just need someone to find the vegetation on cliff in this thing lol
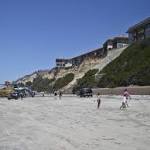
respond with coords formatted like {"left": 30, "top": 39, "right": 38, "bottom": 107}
{"left": 15, "top": 39, "right": 150, "bottom": 93}
{"left": 97, "top": 38, "right": 150, "bottom": 87}
{"left": 17, "top": 73, "right": 74, "bottom": 92}
{"left": 53, "top": 73, "right": 74, "bottom": 90}
{"left": 32, "top": 76, "right": 54, "bottom": 92}
{"left": 72, "top": 69, "right": 98, "bottom": 93}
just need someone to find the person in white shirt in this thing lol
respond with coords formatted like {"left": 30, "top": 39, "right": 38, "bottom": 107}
{"left": 120, "top": 89, "right": 131, "bottom": 109}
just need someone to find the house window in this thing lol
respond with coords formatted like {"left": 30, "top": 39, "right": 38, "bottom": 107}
{"left": 146, "top": 24, "right": 150, "bottom": 29}
{"left": 137, "top": 28, "right": 144, "bottom": 34}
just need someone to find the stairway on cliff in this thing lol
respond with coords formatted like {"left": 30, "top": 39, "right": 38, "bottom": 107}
{"left": 62, "top": 46, "right": 128, "bottom": 93}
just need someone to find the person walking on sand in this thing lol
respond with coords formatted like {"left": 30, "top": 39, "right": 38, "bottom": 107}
{"left": 120, "top": 89, "right": 131, "bottom": 109}
{"left": 20, "top": 92, "right": 23, "bottom": 100}
{"left": 123, "top": 89, "right": 131, "bottom": 107}
{"left": 54, "top": 91, "right": 57, "bottom": 100}
{"left": 97, "top": 93, "right": 101, "bottom": 109}
{"left": 120, "top": 95, "right": 127, "bottom": 109}
{"left": 59, "top": 91, "right": 62, "bottom": 100}
{"left": 54, "top": 91, "right": 57, "bottom": 96}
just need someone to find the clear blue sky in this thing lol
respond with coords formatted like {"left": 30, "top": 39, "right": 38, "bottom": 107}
{"left": 0, "top": 0, "right": 149, "bottom": 83}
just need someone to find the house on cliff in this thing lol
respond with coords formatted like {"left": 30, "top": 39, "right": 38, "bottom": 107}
{"left": 127, "top": 17, "right": 150, "bottom": 43}
{"left": 56, "top": 47, "right": 104, "bottom": 68}
{"left": 103, "top": 36, "right": 129, "bottom": 51}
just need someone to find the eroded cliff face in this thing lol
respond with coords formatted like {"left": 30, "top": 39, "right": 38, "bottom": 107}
{"left": 16, "top": 47, "right": 127, "bottom": 91}
{"left": 16, "top": 73, "right": 38, "bottom": 84}
{"left": 60, "top": 47, "right": 126, "bottom": 92}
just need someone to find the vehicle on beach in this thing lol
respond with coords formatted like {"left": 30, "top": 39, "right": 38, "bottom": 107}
{"left": 8, "top": 92, "right": 20, "bottom": 100}
{"left": 14, "top": 87, "right": 35, "bottom": 97}
{"left": 7, "top": 87, "right": 35, "bottom": 100}
{"left": 79, "top": 88, "right": 93, "bottom": 97}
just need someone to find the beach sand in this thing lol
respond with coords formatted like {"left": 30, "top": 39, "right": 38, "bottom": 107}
{"left": 0, "top": 95, "right": 150, "bottom": 150}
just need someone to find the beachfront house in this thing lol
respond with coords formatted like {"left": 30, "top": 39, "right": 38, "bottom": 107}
{"left": 127, "top": 17, "right": 150, "bottom": 43}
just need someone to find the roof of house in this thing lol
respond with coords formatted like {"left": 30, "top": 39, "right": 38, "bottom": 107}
{"left": 127, "top": 17, "right": 150, "bottom": 33}
{"left": 56, "top": 47, "right": 103, "bottom": 62}
{"left": 103, "top": 36, "right": 128, "bottom": 45}
{"left": 56, "top": 58, "right": 70, "bottom": 61}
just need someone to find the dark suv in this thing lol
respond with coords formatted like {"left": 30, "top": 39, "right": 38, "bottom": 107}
{"left": 79, "top": 88, "right": 93, "bottom": 97}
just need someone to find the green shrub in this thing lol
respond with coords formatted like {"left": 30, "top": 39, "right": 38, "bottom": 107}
{"left": 53, "top": 73, "right": 74, "bottom": 90}
{"left": 97, "top": 38, "right": 150, "bottom": 87}
{"left": 73, "top": 69, "right": 98, "bottom": 93}
{"left": 32, "top": 76, "right": 54, "bottom": 92}
{"left": 25, "top": 81, "right": 32, "bottom": 87}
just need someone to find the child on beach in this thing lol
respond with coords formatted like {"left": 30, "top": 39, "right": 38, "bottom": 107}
{"left": 59, "top": 91, "right": 62, "bottom": 99}
{"left": 123, "top": 89, "right": 131, "bottom": 107}
{"left": 97, "top": 93, "right": 101, "bottom": 109}
{"left": 120, "top": 89, "right": 131, "bottom": 109}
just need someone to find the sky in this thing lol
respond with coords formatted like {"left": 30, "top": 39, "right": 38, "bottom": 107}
{"left": 0, "top": 0, "right": 150, "bottom": 83}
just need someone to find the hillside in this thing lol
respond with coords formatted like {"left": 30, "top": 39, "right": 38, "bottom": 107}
{"left": 16, "top": 46, "right": 127, "bottom": 92}
{"left": 16, "top": 70, "right": 51, "bottom": 84}
{"left": 97, "top": 38, "right": 150, "bottom": 88}
{"left": 63, "top": 46, "right": 126, "bottom": 92}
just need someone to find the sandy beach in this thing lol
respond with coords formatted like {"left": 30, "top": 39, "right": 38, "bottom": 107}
{"left": 0, "top": 95, "right": 150, "bottom": 150}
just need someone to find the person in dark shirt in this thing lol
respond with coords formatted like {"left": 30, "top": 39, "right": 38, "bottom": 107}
{"left": 59, "top": 91, "right": 62, "bottom": 100}
{"left": 97, "top": 93, "right": 101, "bottom": 109}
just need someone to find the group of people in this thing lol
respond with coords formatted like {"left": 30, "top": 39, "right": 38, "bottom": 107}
{"left": 53, "top": 89, "right": 131, "bottom": 109}
{"left": 96, "top": 89, "right": 131, "bottom": 110}
{"left": 42, "top": 88, "right": 131, "bottom": 109}
{"left": 41, "top": 91, "right": 63, "bottom": 99}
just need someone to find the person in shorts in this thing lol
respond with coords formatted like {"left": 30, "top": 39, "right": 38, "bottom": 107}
{"left": 123, "top": 89, "right": 131, "bottom": 107}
